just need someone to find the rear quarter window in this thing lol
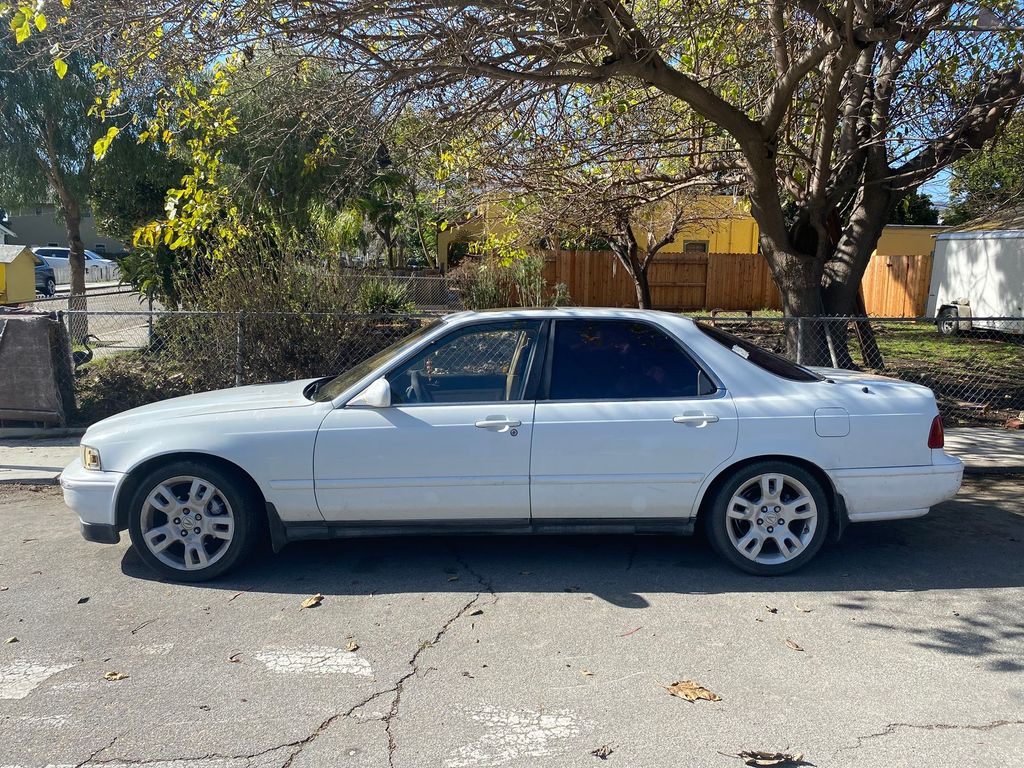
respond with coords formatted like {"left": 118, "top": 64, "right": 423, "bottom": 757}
{"left": 696, "top": 322, "right": 822, "bottom": 382}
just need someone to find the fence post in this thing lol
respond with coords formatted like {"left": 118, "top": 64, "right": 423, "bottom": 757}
{"left": 796, "top": 317, "right": 804, "bottom": 365}
{"left": 147, "top": 292, "right": 154, "bottom": 347}
{"left": 234, "top": 311, "right": 245, "bottom": 387}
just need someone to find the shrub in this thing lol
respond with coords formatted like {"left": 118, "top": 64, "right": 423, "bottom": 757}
{"left": 354, "top": 277, "right": 415, "bottom": 314}
{"left": 449, "top": 254, "right": 571, "bottom": 309}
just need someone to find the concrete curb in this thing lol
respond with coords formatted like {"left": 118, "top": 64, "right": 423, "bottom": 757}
{"left": 0, "top": 427, "right": 86, "bottom": 439}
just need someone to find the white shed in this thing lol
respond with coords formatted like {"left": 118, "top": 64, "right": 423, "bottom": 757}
{"left": 926, "top": 211, "right": 1024, "bottom": 335}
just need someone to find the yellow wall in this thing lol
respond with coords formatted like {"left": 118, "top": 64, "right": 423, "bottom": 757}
{"left": 0, "top": 248, "right": 37, "bottom": 305}
{"left": 874, "top": 225, "right": 948, "bottom": 257}
{"left": 437, "top": 197, "right": 943, "bottom": 267}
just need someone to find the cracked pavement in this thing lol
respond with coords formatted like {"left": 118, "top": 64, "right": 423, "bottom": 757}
{"left": 1, "top": 477, "right": 1022, "bottom": 767}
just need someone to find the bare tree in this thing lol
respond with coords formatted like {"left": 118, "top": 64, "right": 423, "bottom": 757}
{"left": 482, "top": 87, "right": 740, "bottom": 307}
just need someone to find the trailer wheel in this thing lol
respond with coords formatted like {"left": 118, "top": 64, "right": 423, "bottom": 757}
{"left": 937, "top": 307, "right": 959, "bottom": 337}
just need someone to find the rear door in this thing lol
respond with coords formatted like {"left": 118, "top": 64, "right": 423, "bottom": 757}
{"left": 530, "top": 319, "right": 738, "bottom": 519}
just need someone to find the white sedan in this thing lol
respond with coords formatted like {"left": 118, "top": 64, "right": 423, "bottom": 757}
{"left": 61, "top": 308, "right": 963, "bottom": 580}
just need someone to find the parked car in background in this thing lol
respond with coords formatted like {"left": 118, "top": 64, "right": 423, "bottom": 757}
{"left": 33, "top": 253, "right": 56, "bottom": 296}
{"left": 32, "top": 246, "right": 120, "bottom": 280}
{"left": 61, "top": 308, "right": 963, "bottom": 582}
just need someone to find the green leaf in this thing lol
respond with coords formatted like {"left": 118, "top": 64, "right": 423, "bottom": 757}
{"left": 34, "top": 13, "right": 46, "bottom": 32}
{"left": 14, "top": 21, "right": 30, "bottom": 44}
{"left": 53, "top": 58, "right": 68, "bottom": 79}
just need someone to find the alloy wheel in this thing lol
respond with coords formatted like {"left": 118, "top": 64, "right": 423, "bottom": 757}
{"left": 139, "top": 475, "right": 235, "bottom": 571}
{"left": 725, "top": 472, "right": 818, "bottom": 565}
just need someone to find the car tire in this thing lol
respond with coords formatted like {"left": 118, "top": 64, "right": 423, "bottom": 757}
{"left": 706, "top": 461, "right": 830, "bottom": 576}
{"left": 937, "top": 307, "right": 958, "bottom": 337}
{"left": 45, "top": 278, "right": 56, "bottom": 296}
{"left": 127, "top": 460, "right": 261, "bottom": 582}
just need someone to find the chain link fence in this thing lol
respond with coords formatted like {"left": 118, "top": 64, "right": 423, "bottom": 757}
{"left": 13, "top": 302, "right": 1023, "bottom": 428}
{"left": 696, "top": 313, "right": 1024, "bottom": 427}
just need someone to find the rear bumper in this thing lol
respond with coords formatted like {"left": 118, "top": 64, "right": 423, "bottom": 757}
{"left": 60, "top": 458, "right": 124, "bottom": 541}
{"left": 830, "top": 453, "right": 964, "bottom": 523}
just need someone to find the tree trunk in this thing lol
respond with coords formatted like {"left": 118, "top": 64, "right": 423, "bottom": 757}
{"left": 609, "top": 239, "right": 652, "bottom": 309}
{"left": 62, "top": 200, "right": 89, "bottom": 341}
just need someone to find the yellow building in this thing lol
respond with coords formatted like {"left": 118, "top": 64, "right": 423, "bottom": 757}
{"left": 875, "top": 224, "right": 949, "bottom": 256}
{"left": 0, "top": 245, "right": 37, "bottom": 305}
{"left": 438, "top": 197, "right": 945, "bottom": 268}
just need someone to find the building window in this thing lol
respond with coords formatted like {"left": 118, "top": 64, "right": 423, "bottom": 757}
{"left": 683, "top": 240, "right": 709, "bottom": 253}
{"left": 35, "top": 207, "right": 43, "bottom": 216}
{"left": 94, "top": 244, "right": 106, "bottom": 252}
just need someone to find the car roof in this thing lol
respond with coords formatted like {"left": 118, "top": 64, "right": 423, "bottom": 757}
{"left": 442, "top": 307, "right": 696, "bottom": 326}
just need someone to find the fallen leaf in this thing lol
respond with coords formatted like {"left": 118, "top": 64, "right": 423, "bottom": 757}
{"left": 103, "top": 671, "right": 128, "bottom": 681}
{"left": 4, "top": 637, "right": 18, "bottom": 644}
{"left": 228, "top": 652, "right": 242, "bottom": 663}
{"left": 765, "top": 605, "right": 778, "bottom": 614}
{"left": 591, "top": 744, "right": 615, "bottom": 759}
{"left": 227, "top": 590, "right": 247, "bottom": 602}
{"left": 794, "top": 605, "right": 812, "bottom": 613}
{"left": 581, "top": 668, "right": 594, "bottom": 677}
{"left": 731, "top": 750, "right": 807, "bottom": 766}
{"left": 77, "top": 597, "right": 90, "bottom": 605}
{"left": 785, "top": 639, "right": 804, "bottom": 652}
{"left": 0, "top": 586, "right": 8, "bottom": 591}
{"left": 665, "top": 680, "right": 721, "bottom": 702}
{"left": 346, "top": 640, "right": 360, "bottom": 652}
{"left": 469, "top": 609, "right": 483, "bottom": 616}
{"left": 299, "top": 593, "right": 324, "bottom": 610}
{"left": 447, "top": 575, "right": 460, "bottom": 582}
{"left": 619, "top": 626, "right": 642, "bottom": 637}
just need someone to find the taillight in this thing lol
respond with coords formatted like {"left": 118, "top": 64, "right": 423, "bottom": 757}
{"left": 928, "top": 415, "right": 944, "bottom": 449}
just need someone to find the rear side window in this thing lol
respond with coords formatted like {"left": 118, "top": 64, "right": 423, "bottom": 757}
{"left": 696, "top": 322, "right": 821, "bottom": 382}
{"left": 548, "top": 320, "right": 714, "bottom": 400}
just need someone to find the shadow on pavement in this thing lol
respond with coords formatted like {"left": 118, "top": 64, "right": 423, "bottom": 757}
{"left": 120, "top": 480, "right": 1024, "bottom": 604}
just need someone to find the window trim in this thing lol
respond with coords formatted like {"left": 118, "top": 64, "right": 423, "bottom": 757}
{"left": 539, "top": 317, "right": 725, "bottom": 403}
{"left": 376, "top": 318, "right": 549, "bottom": 408}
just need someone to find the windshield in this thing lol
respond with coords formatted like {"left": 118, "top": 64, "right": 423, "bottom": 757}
{"left": 696, "top": 321, "right": 822, "bottom": 382}
{"left": 310, "top": 319, "right": 442, "bottom": 402}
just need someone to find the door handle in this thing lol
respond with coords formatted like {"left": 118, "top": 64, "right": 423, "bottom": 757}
{"left": 475, "top": 418, "right": 522, "bottom": 430}
{"left": 673, "top": 413, "right": 720, "bottom": 425}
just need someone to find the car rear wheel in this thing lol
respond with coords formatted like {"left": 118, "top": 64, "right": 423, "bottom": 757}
{"left": 706, "top": 461, "right": 830, "bottom": 575}
{"left": 45, "top": 277, "right": 56, "bottom": 296}
{"left": 127, "top": 460, "right": 259, "bottom": 582}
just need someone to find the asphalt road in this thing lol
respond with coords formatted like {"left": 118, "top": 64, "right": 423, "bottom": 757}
{"left": 1, "top": 478, "right": 1022, "bottom": 768}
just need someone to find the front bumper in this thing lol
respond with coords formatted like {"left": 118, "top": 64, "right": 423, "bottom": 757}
{"left": 60, "top": 458, "right": 125, "bottom": 542}
{"left": 830, "top": 453, "right": 964, "bottom": 522}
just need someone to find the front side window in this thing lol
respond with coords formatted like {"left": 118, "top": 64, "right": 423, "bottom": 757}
{"left": 388, "top": 321, "right": 542, "bottom": 404}
{"left": 548, "top": 320, "right": 713, "bottom": 400}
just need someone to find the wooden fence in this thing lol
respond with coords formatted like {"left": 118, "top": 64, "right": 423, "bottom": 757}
{"left": 539, "top": 249, "right": 932, "bottom": 316}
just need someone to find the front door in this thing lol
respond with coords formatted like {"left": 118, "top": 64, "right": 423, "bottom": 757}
{"left": 530, "top": 319, "right": 738, "bottom": 519}
{"left": 314, "top": 320, "right": 545, "bottom": 521}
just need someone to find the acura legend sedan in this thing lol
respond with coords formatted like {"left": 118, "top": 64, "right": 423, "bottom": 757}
{"left": 61, "top": 308, "right": 963, "bottom": 581}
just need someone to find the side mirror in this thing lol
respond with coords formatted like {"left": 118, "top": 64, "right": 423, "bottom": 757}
{"left": 348, "top": 377, "right": 391, "bottom": 408}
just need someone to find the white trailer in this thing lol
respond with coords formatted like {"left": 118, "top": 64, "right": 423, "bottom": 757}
{"left": 926, "top": 230, "right": 1024, "bottom": 335}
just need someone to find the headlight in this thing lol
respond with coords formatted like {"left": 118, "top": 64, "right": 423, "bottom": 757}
{"left": 81, "top": 445, "right": 102, "bottom": 471}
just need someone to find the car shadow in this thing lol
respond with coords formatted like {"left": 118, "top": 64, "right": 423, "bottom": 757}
{"left": 121, "top": 481, "right": 1024, "bottom": 608}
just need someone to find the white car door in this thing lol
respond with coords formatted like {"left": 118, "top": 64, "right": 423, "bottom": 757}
{"left": 314, "top": 319, "right": 545, "bottom": 522}
{"left": 530, "top": 318, "right": 738, "bottom": 519}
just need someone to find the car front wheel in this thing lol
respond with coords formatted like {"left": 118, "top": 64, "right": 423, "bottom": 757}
{"left": 127, "top": 460, "right": 260, "bottom": 581}
{"left": 45, "top": 277, "right": 56, "bottom": 296}
{"left": 706, "top": 461, "right": 830, "bottom": 575}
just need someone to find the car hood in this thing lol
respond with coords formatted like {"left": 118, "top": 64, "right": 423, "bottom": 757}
{"left": 87, "top": 379, "right": 319, "bottom": 434}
